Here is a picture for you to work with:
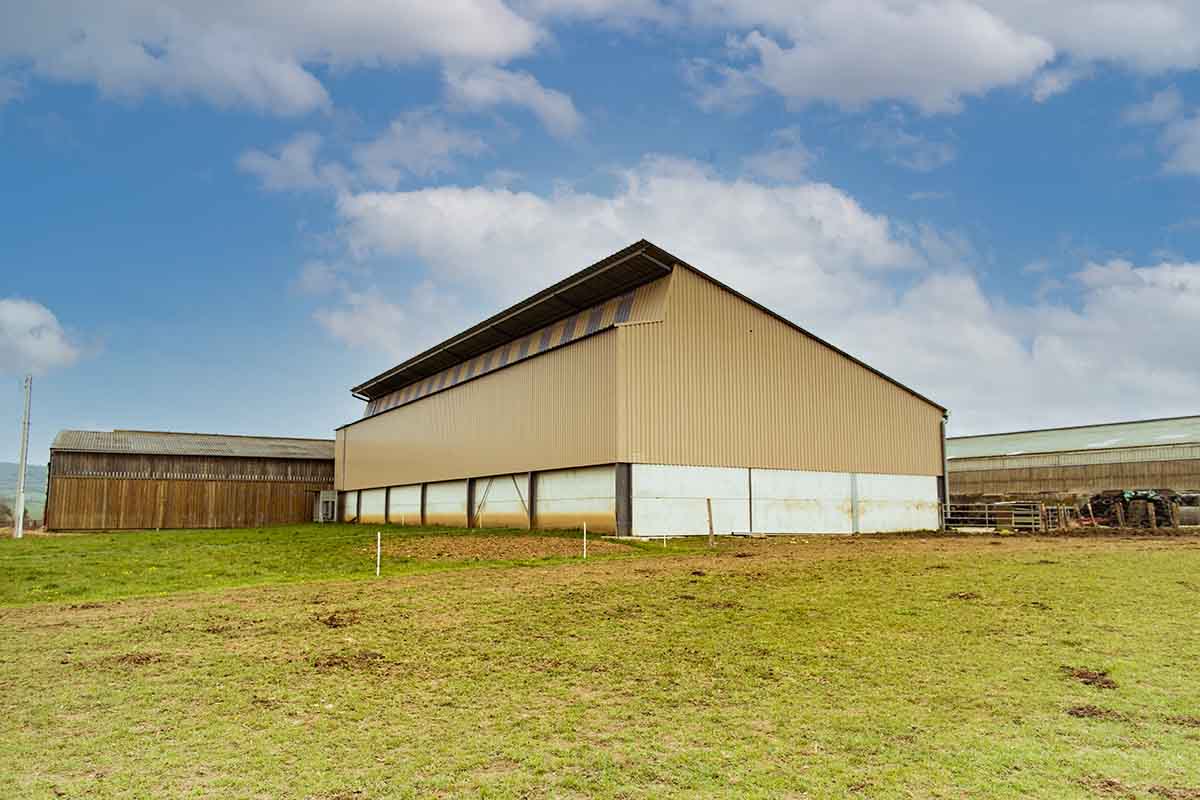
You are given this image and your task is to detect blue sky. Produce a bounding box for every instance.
[3,1,1200,463]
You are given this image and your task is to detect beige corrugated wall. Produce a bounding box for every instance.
[617,266,943,475]
[338,329,619,490]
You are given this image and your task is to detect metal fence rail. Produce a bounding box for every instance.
[943,502,1048,532]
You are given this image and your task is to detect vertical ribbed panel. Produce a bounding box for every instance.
[618,267,943,476]
[341,330,619,489]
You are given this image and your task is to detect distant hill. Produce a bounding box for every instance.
[0,463,48,521]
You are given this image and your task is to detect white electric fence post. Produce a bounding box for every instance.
[13,375,32,540]
[375,531,381,577]
[582,521,587,559]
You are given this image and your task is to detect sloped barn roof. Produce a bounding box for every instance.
[51,430,334,460]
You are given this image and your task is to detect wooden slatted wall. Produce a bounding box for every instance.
[46,452,334,531]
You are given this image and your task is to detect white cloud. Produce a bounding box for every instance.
[312,156,1200,432]
[444,65,583,138]
[741,127,813,182]
[0,74,22,106]
[0,298,80,375]
[237,132,349,192]
[0,0,542,115]
[352,111,488,188]
[862,120,957,171]
[314,280,471,359]
[1122,87,1200,176]
[1161,115,1200,175]
[1124,87,1184,125]
[732,3,1052,114]
[335,156,919,320]
[1031,61,1093,102]
[533,0,1200,111]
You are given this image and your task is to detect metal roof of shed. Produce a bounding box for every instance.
[352,240,675,400]
[349,238,945,413]
[51,430,334,460]
[947,415,1200,459]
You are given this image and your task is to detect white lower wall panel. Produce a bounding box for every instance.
[475,474,530,529]
[425,479,468,527]
[856,473,940,532]
[535,465,615,533]
[751,469,853,534]
[387,484,421,526]
[340,491,358,522]
[359,488,387,524]
[631,464,750,536]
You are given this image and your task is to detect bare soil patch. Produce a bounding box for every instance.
[1168,715,1200,728]
[948,591,982,601]
[1062,666,1118,689]
[312,651,385,671]
[375,533,632,561]
[90,652,164,669]
[1066,705,1125,721]
[1150,787,1200,799]
[1080,777,1136,797]
[314,610,360,629]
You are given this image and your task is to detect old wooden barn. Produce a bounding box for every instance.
[46,430,335,531]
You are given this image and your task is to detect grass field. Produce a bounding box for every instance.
[1,526,1199,798]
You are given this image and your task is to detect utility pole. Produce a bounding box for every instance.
[13,375,31,539]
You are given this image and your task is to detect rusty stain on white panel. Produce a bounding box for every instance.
[340,490,358,522]
[425,479,468,527]
[359,488,387,525]
[387,484,421,526]
[854,474,939,532]
[631,464,749,536]
[751,469,854,534]
[535,465,615,533]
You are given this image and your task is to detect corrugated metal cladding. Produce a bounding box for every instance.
[363,280,667,417]
[617,267,943,475]
[52,430,333,460]
[338,329,621,490]
[337,257,943,493]
[950,443,1200,472]
[950,459,1200,497]
[946,415,1200,459]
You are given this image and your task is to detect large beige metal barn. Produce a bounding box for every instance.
[336,240,948,536]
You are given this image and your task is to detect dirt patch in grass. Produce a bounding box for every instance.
[1150,787,1200,799]
[1062,666,1118,689]
[376,533,632,561]
[1080,777,1136,797]
[1168,715,1200,728]
[68,602,104,610]
[312,651,385,671]
[314,610,360,629]
[1027,601,1053,611]
[948,591,982,600]
[90,652,164,669]
[1066,705,1125,721]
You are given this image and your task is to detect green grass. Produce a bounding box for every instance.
[1,529,1199,798]
[0,523,657,605]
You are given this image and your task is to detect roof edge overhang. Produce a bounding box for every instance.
[348,238,946,415]
[351,239,675,401]
[947,414,1200,442]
